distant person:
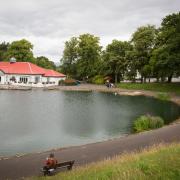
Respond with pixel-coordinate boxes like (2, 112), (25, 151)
(105, 80), (110, 88)
(110, 83), (114, 88)
(43, 153), (58, 175)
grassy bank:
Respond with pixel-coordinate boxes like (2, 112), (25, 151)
(29, 143), (180, 180)
(117, 83), (180, 95)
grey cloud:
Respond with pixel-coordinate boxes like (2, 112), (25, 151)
(0, 0), (179, 62)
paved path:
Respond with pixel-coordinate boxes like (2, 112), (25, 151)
(0, 123), (180, 180)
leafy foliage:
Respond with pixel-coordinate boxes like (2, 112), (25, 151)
(0, 39), (57, 70)
(102, 40), (132, 83)
(77, 34), (102, 79)
(131, 25), (157, 82)
(150, 12), (180, 82)
(61, 37), (78, 77)
(133, 115), (164, 133)
(0, 42), (9, 61)
(60, 34), (102, 80)
(92, 75), (104, 84)
(6, 39), (35, 63)
(62, 79), (79, 86)
(157, 93), (170, 101)
(36, 56), (56, 70)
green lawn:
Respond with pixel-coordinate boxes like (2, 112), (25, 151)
(117, 83), (180, 95)
(28, 143), (180, 180)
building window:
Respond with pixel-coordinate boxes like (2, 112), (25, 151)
(20, 77), (28, 84)
(10, 76), (16, 83)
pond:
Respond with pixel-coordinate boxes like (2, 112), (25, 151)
(0, 90), (179, 156)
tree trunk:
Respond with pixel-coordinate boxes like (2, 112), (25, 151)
(161, 77), (165, 82)
(132, 77), (136, 83)
(156, 77), (159, 82)
(115, 73), (118, 84)
(144, 77), (146, 83)
(167, 74), (173, 83)
(141, 76), (143, 83)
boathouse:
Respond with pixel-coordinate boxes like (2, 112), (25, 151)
(0, 58), (66, 87)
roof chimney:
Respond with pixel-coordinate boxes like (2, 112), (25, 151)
(10, 57), (16, 63)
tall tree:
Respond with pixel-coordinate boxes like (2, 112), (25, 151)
(60, 37), (78, 77)
(131, 25), (157, 82)
(125, 50), (138, 82)
(0, 42), (9, 61)
(36, 56), (56, 70)
(77, 34), (102, 80)
(6, 39), (34, 63)
(103, 40), (132, 83)
(151, 12), (180, 82)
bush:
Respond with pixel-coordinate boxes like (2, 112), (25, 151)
(157, 93), (170, 101)
(133, 115), (164, 133)
(58, 79), (65, 86)
(59, 79), (78, 86)
(92, 75), (104, 85)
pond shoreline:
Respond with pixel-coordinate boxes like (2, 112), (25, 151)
(0, 84), (179, 158)
(1, 84), (179, 104)
(0, 84), (179, 179)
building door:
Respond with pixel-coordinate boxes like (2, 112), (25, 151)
(35, 76), (40, 83)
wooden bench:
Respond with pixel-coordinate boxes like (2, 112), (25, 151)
(42, 160), (75, 176)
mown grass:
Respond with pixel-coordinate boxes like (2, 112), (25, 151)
(117, 83), (180, 95)
(28, 143), (180, 180)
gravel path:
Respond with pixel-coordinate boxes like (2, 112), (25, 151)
(0, 123), (180, 180)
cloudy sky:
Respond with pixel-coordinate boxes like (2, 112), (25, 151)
(0, 0), (179, 62)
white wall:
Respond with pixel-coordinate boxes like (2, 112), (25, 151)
(0, 70), (5, 84)
(0, 73), (66, 86)
(42, 77), (66, 85)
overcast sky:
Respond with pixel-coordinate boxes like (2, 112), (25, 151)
(0, 0), (179, 62)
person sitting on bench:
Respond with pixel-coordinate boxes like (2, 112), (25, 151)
(43, 153), (58, 173)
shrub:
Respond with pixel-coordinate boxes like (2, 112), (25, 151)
(133, 115), (164, 133)
(58, 80), (65, 86)
(157, 93), (170, 101)
(59, 79), (78, 86)
(92, 75), (104, 85)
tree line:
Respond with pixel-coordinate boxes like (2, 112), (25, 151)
(0, 12), (179, 83)
(60, 12), (180, 83)
(0, 39), (56, 70)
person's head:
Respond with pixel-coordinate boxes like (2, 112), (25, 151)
(49, 153), (54, 158)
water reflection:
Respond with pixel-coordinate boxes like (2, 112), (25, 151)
(0, 90), (179, 156)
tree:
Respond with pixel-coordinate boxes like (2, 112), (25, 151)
(6, 39), (35, 63)
(77, 34), (102, 80)
(60, 37), (78, 77)
(150, 12), (180, 82)
(36, 56), (56, 70)
(0, 42), (9, 61)
(125, 50), (138, 82)
(131, 25), (157, 82)
(103, 40), (132, 83)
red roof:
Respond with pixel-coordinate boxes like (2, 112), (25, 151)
(0, 62), (66, 77)
(44, 69), (66, 77)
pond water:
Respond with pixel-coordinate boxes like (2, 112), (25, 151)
(0, 90), (179, 156)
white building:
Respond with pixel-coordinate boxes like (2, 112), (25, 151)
(0, 60), (66, 87)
